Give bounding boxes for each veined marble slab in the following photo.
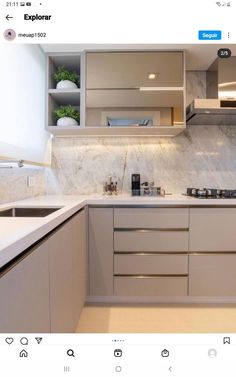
[46,125,236,196]
[0,168,45,204]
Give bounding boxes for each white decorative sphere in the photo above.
[56,80,78,89]
[57,117,78,127]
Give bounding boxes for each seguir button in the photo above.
[198,30,222,40]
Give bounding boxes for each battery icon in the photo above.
[26,2,31,5]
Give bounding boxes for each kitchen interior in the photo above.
[1,43,236,333]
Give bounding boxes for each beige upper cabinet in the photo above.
[86,52,183,89]
[85,51,185,135]
[47,50,185,136]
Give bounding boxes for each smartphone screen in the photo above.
[0,1,236,375]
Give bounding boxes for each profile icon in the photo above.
[4,29,16,41]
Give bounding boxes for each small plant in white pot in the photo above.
[53,66,79,89]
[53,105,80,127]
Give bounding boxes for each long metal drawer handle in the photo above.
[114,252,188,255]
[114,228,189,232]
[114,274,188,278]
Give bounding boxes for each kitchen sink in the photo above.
[0,207,62,217]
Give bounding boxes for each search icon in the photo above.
[67,349,75,357]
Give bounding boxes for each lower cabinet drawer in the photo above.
[114,276,188,296]
[114,231,188,252]
[114,208,189,229]
[189,254,236,296]
[114,254,188,275]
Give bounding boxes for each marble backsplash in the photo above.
[0,168,45,204]
[186,71,206,105]
[45,70,218,196]
[3,71,235,200]
[45,125,236,195]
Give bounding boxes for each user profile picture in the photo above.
[4,29,16,41]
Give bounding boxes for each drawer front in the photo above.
[114,254,188,275]
[114,276,188,296]
[114,231,188,252]
[190,208,236,251]
[114,208,189,229]
[189,254,236,296]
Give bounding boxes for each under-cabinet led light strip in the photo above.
[139,86,184,91]
[0,160,24,169]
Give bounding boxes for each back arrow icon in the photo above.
[169,366,172,372]
[6,15,13,21]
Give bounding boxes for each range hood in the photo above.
[186,56,236,125]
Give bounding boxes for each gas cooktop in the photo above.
[186,188,236,199]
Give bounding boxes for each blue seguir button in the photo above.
[198,30,222,40]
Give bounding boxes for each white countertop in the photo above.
[1,193,236,269]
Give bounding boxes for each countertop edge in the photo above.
[2,194,236,269]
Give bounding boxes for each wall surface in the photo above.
[45,125,236,195]
[46,71,236,195]
[0,169,45,204]
[3,71,236,201]
[186,71,206,105]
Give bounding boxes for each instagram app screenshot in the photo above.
[1,0,236,375]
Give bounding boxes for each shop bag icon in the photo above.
[161,349,169,357]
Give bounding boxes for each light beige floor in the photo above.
[76,305,236,333]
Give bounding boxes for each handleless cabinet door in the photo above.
[49,219,74,332]
[89,208,114,296]
[72,209,87,327]
[189,208,236,251]
[49,210,87,333]
[86,52,183,89]
[189,254,236,296]
[0,241,50,333]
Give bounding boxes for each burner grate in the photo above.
[186,188,236,199]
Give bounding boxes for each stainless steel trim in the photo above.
[89,205,115,208]
[189,205,236,208]
[114,274,188,278]
[113,205,188,208]
[190,252,236,255]
[89,205,190,208]
[114,252,188,255]
[89,205,236,210]
[114,228,189,232]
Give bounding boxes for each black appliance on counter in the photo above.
[186,188,236,199]
[131,174,141,196]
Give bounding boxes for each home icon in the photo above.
[19,349,28,358]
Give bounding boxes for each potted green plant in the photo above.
[53,105,80,126]
[53,66,80,89]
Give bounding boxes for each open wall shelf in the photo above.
[45,51,186,137]
[46,53,84,130]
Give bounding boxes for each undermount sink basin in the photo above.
[0,207,62,217]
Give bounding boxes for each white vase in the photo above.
[56,80,78,89]
[57,117,78,127]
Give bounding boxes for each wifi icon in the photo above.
[35,337,43,345]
